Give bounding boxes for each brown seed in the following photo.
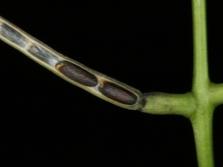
[56,61,98,87]
[99,81,137,105]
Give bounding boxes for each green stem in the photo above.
[141,92,195,118]
[190,106,214,167]
[192,0,209,93]
[209,83,223,107]
[191,0,214,166]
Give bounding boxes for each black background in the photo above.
[0,0,222,166]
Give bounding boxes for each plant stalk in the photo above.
[190,107,214,167]
[191,0,214,166]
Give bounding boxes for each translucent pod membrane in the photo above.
[0,16,143,110]
[0,23,28,47]
[28,43,60,66]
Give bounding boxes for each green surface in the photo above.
[141,0,223,166]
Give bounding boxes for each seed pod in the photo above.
[0,16,144,110]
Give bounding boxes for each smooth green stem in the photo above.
[141,0,216,166]
[191,0,214,166]
[190,107,214,167]
[141,92,195,118]
[192,0,209,94]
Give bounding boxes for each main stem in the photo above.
[191,108,214,167]
[192,0,209,91]
[191,0,214,166]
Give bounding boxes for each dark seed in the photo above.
[99,82,137,105]
[56,61,98,87]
